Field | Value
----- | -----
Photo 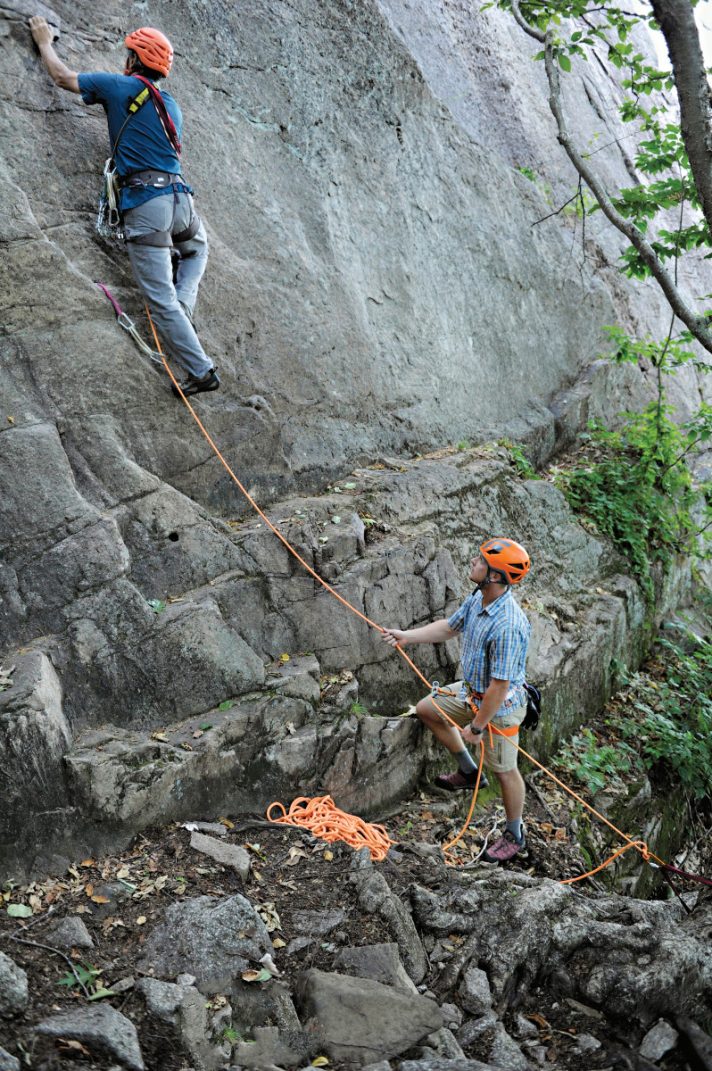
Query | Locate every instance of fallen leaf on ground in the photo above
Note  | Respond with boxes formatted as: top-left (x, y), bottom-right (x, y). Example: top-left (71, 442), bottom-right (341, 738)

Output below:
top-left (7, 904), bottom-right (32, 918)
top-left (241, 968), bottom-right (272, 983)
top-left (57, 1039), bottom-right (92, 1056)
top-left (260, 953), bottom-right (281, 975)
top-left (257, 902), bottom-right (281, 932)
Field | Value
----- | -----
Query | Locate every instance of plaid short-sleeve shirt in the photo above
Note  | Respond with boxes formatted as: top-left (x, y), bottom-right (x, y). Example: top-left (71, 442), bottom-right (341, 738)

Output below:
top-left (448, 588), bottom-right (530, 714)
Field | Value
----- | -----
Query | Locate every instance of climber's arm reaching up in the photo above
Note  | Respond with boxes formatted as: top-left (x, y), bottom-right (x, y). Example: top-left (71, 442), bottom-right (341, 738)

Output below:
top-left (29, 17), bottom-right (80, 93)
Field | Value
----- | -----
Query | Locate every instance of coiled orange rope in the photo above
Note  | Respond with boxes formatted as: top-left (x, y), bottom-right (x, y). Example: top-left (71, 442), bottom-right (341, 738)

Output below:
top-left (266, 795), bottom-right (393, 861)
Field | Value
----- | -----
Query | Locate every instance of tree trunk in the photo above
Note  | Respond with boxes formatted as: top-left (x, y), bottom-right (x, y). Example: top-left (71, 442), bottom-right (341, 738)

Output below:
top-left (651, 0), bottom-right (712, 239)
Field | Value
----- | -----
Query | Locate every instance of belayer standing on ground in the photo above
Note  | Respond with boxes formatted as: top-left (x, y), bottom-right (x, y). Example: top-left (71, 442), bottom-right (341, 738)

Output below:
top-left (382, 538), bottom-right (532, 864)
top-left (28, 16), bottom-right (220, 398)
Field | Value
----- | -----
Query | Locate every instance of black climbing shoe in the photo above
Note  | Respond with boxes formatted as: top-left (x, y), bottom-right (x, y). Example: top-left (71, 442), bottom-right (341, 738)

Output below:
top-left (171, 369), bottom-right (220, 398)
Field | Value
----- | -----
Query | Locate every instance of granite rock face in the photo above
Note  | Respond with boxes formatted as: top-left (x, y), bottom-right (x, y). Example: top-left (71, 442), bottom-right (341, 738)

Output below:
top-left (0, 0), bottom-right (702, 874)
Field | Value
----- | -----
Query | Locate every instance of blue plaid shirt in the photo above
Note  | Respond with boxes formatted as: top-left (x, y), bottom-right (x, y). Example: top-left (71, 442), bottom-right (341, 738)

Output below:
top-left (448, 589), bottom-right (530, 715)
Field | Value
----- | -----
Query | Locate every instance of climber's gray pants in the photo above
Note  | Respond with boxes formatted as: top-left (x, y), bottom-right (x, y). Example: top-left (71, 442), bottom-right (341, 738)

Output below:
top-left (123, 191), bottom-right (212, 380)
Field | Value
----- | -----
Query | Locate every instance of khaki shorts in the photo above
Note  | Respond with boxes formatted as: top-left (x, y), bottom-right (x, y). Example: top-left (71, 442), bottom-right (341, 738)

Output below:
top-left (425, 682), bottom-right (526, 773)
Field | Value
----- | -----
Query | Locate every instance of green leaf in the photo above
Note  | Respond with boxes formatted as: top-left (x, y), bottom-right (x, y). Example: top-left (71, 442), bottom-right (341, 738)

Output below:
top-left (218, 700), bottom-right (234, 711)
top-left (199, 722), bottom-right (213, 731)
top-left (147, 599), bottom-right (166, 614)
top-left (558, 52), bottom-right (572, 72)
top-left (7, 903), bottom-right (32, 918)
top-left (88, 987), bottom-right (116, 1001)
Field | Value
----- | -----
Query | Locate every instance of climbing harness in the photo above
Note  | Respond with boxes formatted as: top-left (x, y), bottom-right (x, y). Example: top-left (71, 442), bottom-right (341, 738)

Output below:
top-left (108, 305), bottom-right (709, 889)
top-left (266, 796), bottom-right (393, 862)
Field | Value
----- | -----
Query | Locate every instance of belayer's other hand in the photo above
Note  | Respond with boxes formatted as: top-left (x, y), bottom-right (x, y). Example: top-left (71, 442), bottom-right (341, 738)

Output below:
top-left (381, 628), bottom-right (407, 648)
top-left (29, 16), bottom-right (54, 48)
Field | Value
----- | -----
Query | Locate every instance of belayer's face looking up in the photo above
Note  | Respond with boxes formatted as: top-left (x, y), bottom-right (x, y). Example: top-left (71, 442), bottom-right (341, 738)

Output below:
top-left (469, 554), bottom-right (488, 585)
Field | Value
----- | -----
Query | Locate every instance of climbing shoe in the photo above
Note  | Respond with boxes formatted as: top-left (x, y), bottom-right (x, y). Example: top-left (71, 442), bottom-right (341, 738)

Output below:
top-left (481, 828), bottom-right (527, 864)
top-left (171, 368), bottom-right (220, 398)
top-left (434, 768), bottom-right (488, 791)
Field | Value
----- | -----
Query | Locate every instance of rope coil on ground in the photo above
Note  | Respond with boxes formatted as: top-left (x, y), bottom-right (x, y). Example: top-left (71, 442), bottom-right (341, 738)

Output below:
top-left (266, 795), bottom-right (394, 861)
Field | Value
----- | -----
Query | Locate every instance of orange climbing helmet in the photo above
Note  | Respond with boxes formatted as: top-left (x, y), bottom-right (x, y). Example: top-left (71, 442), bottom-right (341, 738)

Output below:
top-left (480, 537), bottom-right (530, 585)
top-left (124, 27), bottom-right (173, 77)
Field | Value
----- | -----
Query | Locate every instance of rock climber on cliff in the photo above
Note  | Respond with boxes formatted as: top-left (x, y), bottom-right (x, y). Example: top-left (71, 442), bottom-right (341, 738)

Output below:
top-left (382, 538), bottom-right (532, 864)
top-left (28, 16), bottom-right (220, 399)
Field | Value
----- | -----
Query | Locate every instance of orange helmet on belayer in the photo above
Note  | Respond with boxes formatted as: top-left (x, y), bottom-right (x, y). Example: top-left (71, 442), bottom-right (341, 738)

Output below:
top-left (124, 28), bottom-right (173, 77)
top-left (480, 538), bottom-right (530, 585)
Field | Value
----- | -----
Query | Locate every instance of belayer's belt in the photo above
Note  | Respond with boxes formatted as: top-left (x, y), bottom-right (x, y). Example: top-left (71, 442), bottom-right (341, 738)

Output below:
top-left (119, 169), bottom-right (182, 189)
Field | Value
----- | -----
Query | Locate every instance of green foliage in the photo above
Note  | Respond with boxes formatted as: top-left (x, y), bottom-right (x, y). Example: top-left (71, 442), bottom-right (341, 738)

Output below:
top-left (56, 962), bottom-right (113, 1000)
top-left (618, 635), bottom-right (712, 802)
top-left (350, 701), bottom-right (369, 716)
top-left (554, 325), bottom-right (711, 602)
top-left (495, 0), bottom-right (711, 291)
top-left (557, 404), bottom-right (709, 601)
top-left (555, 727), bottom-right (639, 793)
top-left (57, 963), bottom-right (100, 988)
top-left (221, 1027), bottom-right (244, 1044)
top-left (499, 438), bottom-right (538, 479)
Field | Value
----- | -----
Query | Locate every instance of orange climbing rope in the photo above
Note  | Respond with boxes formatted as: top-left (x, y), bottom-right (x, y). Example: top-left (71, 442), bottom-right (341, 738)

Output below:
top-left (142, 305), bottom-right (671, 885)
top-left (266, 795), bottom-right (393, 861)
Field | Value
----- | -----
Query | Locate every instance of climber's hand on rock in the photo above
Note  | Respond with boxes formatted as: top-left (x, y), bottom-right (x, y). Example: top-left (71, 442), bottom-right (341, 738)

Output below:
top-left (29, 16), bottom-right (54, 48)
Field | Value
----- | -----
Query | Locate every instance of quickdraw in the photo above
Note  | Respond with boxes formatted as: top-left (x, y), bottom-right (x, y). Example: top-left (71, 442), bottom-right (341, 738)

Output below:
top-left (96, 283), bottom-right (162, 366)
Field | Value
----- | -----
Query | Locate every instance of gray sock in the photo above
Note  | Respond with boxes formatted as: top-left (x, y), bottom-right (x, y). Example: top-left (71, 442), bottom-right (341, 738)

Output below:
top-left (456, 748), bottom-right (477, 775)
top-left (506, 818), bottom-right (524, 843)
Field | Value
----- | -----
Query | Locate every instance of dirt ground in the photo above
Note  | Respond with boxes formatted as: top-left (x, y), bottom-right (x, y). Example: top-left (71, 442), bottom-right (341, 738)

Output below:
top-left (1, 759), bottom-right (704, 1071)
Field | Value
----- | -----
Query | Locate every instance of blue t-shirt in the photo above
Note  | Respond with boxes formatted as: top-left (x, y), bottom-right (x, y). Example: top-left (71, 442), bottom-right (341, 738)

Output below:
top-left (78, 72), bottom-right (189, 210)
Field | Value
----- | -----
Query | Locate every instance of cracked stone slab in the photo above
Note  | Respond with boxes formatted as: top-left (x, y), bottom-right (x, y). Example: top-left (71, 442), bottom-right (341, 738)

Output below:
top-left (297, 968), bottom-right (442, 1065)
top-left (46, 916), bottom-right (94, 949)
top-left (138, 894), bottom-right (272, 990)
top-left (189, 831), bottom-right (251, 879)
top-left (0, 952), bottom-right (28, 1018)
top-left (34, 1004), bottom-right (144, 1070)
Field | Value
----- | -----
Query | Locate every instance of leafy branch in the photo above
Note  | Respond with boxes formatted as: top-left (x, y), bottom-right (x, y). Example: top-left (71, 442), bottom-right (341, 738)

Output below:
top-left (507, 0), bottom-right (712, 354)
